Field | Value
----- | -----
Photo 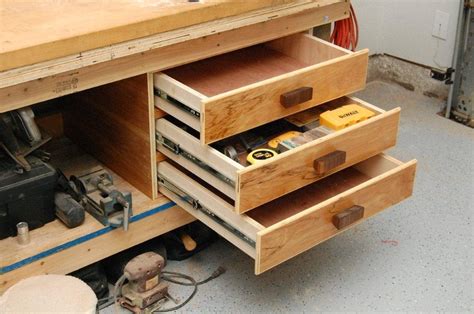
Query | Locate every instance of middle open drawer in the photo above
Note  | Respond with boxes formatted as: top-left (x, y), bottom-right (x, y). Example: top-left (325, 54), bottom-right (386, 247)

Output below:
top-left (156, 96), bottom-right (400, 214)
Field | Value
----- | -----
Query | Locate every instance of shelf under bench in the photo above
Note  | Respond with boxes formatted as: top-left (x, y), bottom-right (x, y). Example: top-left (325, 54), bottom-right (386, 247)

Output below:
top-left (0, 138), bottom-right (194, 295)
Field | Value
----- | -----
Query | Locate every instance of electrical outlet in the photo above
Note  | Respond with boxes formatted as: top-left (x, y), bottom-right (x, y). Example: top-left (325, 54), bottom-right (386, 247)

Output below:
top-left (432, 10), bottom-right (449, 40)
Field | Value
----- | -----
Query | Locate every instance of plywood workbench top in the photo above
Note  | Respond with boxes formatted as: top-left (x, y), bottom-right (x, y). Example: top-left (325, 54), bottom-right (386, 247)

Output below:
top-left (0, 0), bottom-right (291, 71)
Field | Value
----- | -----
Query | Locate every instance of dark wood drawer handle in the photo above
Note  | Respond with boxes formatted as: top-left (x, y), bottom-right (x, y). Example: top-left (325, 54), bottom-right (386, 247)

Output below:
top-left (313, 150), bottom-right (346, 175)
top-left (332, 205), bottom-right (365, 230)
top-left (280, 87), bottom-right (313, 108)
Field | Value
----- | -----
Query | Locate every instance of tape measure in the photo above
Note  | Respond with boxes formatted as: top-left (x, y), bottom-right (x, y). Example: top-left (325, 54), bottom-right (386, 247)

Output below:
top-left (268, 131), bottom-right (302, 149)
top-left (246, 149), bottom-right (278, 165)
top-left (223, 145), bottom-right (240, 162)
top-left (320, 104), bottom-right (375, 130)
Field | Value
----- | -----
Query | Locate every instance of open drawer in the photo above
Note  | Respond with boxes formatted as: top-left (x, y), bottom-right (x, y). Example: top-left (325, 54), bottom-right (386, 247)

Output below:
top-left (156, 96), bottom-right (400, 214)
top-left (158, 154), bottom-right (417, 274)
top-left (154, 33), bottom-right (369, 144)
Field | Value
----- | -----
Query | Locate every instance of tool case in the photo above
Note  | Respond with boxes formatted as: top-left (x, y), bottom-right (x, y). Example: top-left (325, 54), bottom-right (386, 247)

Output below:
top-left (0, 156), bottom-right (57, 239)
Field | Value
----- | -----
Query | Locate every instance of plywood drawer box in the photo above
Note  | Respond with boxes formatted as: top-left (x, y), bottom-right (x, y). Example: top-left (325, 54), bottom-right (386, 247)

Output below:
top-left (156, 96), bottom-right (400, 214)
top-left (154, 33), bottom-right (369, 144)
top-left (158, 154), bottom-right (417, 274)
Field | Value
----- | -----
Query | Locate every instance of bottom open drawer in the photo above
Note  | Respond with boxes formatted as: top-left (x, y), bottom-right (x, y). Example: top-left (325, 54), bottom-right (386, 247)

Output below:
top-left (158, 154), bottom-right (416, 274)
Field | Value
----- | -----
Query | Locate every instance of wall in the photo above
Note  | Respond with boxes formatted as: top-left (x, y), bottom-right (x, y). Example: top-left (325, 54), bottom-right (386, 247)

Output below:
top-left (352, 0), bottom-right (461, 68)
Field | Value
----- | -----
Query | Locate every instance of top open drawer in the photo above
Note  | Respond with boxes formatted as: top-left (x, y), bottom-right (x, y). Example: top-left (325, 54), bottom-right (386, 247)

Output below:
top-left (154, 33), bottom-right (369, 144)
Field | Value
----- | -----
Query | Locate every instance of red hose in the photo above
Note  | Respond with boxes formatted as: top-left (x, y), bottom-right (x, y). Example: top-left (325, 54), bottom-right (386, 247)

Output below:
top-left (330, 4), bottom-right (359, 51)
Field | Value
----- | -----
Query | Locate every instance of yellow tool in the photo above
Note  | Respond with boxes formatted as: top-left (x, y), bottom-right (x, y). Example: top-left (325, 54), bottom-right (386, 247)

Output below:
top-left (247, 148), bottom-right (278, 165)
top-left (320, 104), bottom-right (375, 130)
top-left (268, 131), bottom-right (302, 149)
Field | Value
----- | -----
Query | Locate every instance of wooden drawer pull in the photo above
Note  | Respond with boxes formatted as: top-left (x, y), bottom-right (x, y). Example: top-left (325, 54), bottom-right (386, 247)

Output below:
top-left (332, 205), bottom-right (365, 230)
top-left (280, 87), bottom-right (313, 108)
top-left (313, 150), bottom-right (346, 175)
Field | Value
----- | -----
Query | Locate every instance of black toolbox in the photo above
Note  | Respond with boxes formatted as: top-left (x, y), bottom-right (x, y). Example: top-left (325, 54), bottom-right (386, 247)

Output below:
top-left (0, 156), bottom-right (57, 240)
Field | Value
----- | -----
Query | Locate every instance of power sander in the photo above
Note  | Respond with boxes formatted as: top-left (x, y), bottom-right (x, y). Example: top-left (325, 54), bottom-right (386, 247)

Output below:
top-left (118, 252), bottom-right (169, 313)
top-left (110, 251), bottom-right (227, 313)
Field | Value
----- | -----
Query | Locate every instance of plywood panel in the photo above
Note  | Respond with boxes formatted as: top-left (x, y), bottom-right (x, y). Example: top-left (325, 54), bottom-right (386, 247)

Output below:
top-left (164, 45), bottom-right (309, 97)
top-left (202, 50), bottom-right (368, 143)
top-left (0, 205), bottom-right (193, 294)
top-left (63, 75), bottom-right (156, 198)
top-left (0, 1), bottom-right (349, 112)
top-left (266, 33), bottom-right (348, 64)
top-left (0, 0), bottom-right (293, 71)
top-left (256, 159), bottom-right (417, 274)
top-left (0, 138), bottom-right (194, 293)
top-left (236, 107), bottom-right (399, 213)
top-left (247, 168), bottom-right (370, 227)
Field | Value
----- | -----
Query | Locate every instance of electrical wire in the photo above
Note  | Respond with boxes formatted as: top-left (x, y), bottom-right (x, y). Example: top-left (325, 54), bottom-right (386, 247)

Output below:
top-left (165, 266), bottom-right (226, 286)
top-left (95, 273), bottom-right (127, 310)
top-left (330, 4), bottom-right (359, 51)
top-left (153, 271), bottom-right (198, 312)
top-left (154, 267), bottom-right (226, 312)
top-left (96, 266), bottom-right (226, 312)
top-left (114, 274), bottom-right (127, 312)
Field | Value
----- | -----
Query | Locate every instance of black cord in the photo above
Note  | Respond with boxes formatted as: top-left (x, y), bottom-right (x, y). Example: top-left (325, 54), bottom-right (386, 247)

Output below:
top-left (165, 266), bottom-right (226, 286)
top-left (96, 266), bottom-right (226, 312)
top-left (153, 271), bottom-right (197, 312)
top-left (95, 273), bottom-right (127, 311)
top-left (153, 267), bottom-right (226, 312)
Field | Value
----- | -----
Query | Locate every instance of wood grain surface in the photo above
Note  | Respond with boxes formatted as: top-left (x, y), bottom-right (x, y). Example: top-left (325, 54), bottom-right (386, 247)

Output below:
top-left (201, 39), bottom-right (368, 143)
top-left (247, 167), bottom-right (370, 227)
top-left (0, 0), bottom-right (292, 71)
top-left (63, 75), bottom-right (156, 198)
top-left (0, 1), bottom-right (349, 112)
top-left (236, 105), bottom-right (400, 214)
top-left (0, 138), bottom-right (194, 293)
top-left (164, 45), bottom-right (309, 96)
top-left (255, 156), bottom-right (417, 274)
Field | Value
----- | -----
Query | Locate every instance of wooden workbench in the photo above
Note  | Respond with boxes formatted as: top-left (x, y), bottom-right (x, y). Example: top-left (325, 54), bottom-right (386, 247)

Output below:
top-left (0, 0), bottom-right (349, 294)
top-left (0, 0), bottom-right (294, 71)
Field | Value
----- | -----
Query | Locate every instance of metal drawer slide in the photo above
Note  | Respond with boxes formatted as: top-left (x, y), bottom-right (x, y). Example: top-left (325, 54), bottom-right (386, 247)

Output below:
top-left (156, 133), bottom-right (235, 187)
top-left (158, 174), bottom-right (254, 247)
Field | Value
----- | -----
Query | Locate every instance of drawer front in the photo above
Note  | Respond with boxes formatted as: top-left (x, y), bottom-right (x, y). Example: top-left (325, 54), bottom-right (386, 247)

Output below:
top-left (255, 158), bottom-right (417, 274)
top-left (155, 34), bottom-right (369, 144)
top-left (202, 48), bottom-right (368, 144)
top-left (236, 105), bottom-right (401, 213)
top-left (158, 156), bottom-right (417, 275)
top-left (157, 97), bottom-right (401, 214)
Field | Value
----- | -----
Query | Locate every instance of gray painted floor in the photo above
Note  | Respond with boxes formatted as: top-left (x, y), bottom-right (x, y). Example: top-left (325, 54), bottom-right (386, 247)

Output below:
top-left (103, 81), bottom-right (474, 313)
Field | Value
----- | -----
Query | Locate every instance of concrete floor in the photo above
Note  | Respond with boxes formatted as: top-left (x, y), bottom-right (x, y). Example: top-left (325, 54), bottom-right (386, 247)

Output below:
top-left (104, 81), bottom-right (474, 312)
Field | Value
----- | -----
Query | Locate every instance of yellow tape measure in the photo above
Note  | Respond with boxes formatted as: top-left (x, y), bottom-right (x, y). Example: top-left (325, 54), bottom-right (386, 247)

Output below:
top-left (320, 104), bottom-right (375, 130)
top-left (268, 131), bottom-right (302, 149)
top-left (247, 149), bottom-right (278, 165)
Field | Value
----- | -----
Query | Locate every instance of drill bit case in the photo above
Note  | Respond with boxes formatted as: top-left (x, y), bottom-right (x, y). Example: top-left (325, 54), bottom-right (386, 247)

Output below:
top-left (0, 156), bottom-right (58, 240)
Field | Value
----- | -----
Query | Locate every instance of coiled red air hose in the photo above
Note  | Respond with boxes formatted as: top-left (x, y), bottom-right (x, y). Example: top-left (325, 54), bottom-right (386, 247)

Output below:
top-left (330, 4), bottom-right (359, 51)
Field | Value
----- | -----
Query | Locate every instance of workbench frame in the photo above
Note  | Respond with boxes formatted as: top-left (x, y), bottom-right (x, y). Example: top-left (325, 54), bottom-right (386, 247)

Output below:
top-left (0, 0), bottom-right (348, 294)
top-left (0, 0), bottom-right (348, 112)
